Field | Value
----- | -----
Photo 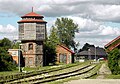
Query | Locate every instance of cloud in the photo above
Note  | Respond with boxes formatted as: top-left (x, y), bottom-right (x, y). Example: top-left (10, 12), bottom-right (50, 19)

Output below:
top-left (99, 25), bottom-right (120, 36)
top-left (67, 16), bottom-right (120, 48)
top-left (0, 0), bottom-right (120, 22)
top-left (89, 5), bottom-right (120, 22)
top-left (0, 0), bottom-right (120, 48)
top-left (0, 24), bottom-right (17, 33)
top-left (67, 16), bottom-right (102, 31)
top-left (0, 24), bottom-right (18, 40)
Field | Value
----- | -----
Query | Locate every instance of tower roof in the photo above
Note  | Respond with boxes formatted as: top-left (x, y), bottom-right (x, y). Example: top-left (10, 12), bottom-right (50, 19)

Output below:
top-left (18, 11), bottom-right (47, 23)
top-left (21, 12), bottom-right (44, 18)
top-left (17, 19), bottom-right (47, 23)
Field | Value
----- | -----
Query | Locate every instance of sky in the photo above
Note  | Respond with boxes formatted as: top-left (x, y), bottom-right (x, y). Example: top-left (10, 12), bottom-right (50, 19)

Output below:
top-left (0, 0), bottom-right (120, 49)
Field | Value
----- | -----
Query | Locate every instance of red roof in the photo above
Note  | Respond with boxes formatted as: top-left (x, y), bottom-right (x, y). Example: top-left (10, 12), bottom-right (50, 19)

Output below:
top-left (58, 45), bottom-right (74, 54)
top-left (109, 42), bottom-right (120, 51)
top-left (105, 36), bottom-right (120, 47)
top-left (21, 12), bottom-right (44, 18)
top-left (18, 19), bottom-right (47, 23)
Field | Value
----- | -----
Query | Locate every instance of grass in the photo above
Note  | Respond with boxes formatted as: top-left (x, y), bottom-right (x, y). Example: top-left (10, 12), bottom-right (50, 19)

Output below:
top-left (23, 65), bottom-right (52, 72)
top-left (0, 61), bottom-right (87, 80)
top-left (0, 61), bottom-right (92, 84)
top-left (48, 61), bottom-right (90, 75)
top-left (45, 63), bottom-right (101, 84)
top-left (105, 74), bottom-right (120, 79)
top-left (46, 77), bottom-right (81, 84)
top-left (0, 66), bottom-right (52, 76)
top-left (88, 63), bottom-right (102, 79)
top-left (0, 70), bottom-right (19, 76)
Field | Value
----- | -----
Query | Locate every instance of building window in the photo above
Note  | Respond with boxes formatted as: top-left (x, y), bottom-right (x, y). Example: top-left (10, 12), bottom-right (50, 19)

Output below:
top-left (29, 57), bottom-right (33, 65)
top-left (59, 53), bottom-right (67, 63)
top-left (19, 24), bottom-right (24, 33)
top-left (36, 34), bottom-right (44, 40)
top-left (28, 43), bottom-right (33, 50)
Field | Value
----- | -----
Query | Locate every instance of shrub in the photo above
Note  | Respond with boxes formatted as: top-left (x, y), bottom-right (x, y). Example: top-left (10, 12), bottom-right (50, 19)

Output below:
top-left (0, 47), bottom-right (16, 71)
top-left (108, 48), bottom-right (120, 75)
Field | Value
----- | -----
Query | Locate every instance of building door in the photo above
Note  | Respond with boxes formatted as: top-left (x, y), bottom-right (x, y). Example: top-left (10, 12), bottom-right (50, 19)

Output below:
top-left (59, 53), bottom-right (67, 63)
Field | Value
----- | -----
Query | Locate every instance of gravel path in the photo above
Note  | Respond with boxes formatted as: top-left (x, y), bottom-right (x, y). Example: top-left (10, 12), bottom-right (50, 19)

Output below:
top-left (96, 63), bottom-right (111, 79)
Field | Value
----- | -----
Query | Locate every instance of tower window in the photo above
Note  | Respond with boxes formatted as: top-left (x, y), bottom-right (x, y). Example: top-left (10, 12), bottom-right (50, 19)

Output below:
top-left (19, 24), bottom-right (24, 33)
top-left (29, 43), bottom-right (33, 50)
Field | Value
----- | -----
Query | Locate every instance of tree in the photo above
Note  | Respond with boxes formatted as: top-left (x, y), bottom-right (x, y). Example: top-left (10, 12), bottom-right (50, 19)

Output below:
top-left (43, 39), bottom-right (57, 66)
top-left (43, 17), bottom-right (79, 65)
top-left (0, 38), bottom-right (16, 71)
top-left (52, 17), bottom-right (79, 51)
top-left (0, 38), bottom-right (12, 49)
top-left (12, 42), bottom-right (20, 49)
top-left (0, 47), bottom-right (16, 71)
top-left (108, 48), bottom-right (120, 75)
top-left (43, 42), bottom-right (57, 66)
top-left (48, 26), bottom-right (60, 47)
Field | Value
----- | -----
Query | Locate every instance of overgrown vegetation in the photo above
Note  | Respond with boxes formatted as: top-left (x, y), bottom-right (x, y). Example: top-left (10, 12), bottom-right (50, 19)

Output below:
top-left (108, 48), bottom-right (120, 75)
top-left (0, 38), bottom-right (16, 71)
top-left (44, 41), bottom-right (57, 66)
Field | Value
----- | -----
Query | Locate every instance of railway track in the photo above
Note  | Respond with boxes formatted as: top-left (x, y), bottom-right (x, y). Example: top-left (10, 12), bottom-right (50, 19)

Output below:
top-left (31, 65), bottom-right (96, 84)
top-left (0, 62), bottom-right (85, 83)
top-left (6, 64), bottom-right (97, 84)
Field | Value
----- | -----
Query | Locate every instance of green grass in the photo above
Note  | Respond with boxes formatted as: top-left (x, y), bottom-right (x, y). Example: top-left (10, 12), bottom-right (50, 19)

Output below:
top-left (45, 63), bottom-right (101, 84)
top-left (23, 66), bottom-right (52, 72)
top-left (0, 61), bottom-right (92, 84)
top-left (48, 61), bottom-right (91, 75)
top-left (0, 61), bottom-right (87, 78)
top-left (0, 70), bottom-right (19, 76)
top-left (105, 74), bottom-right (120, 79)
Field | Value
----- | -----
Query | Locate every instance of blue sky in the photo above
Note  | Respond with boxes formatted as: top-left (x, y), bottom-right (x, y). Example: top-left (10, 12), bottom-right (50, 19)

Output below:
top-left (0, 0), bottom-right (120, 48)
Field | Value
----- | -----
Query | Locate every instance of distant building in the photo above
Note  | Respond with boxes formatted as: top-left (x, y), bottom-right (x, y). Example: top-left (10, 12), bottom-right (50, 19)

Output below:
top-left (8, 49), bottom-right (19, 64)
top-left (56, 45), bottom-right (74, 64)
top-left (76, 47), bottom-right (107, 61)
top-left (8, 49), bottom-right (25, 66)
top-left (105, 36), bottom-right (120, 52)
top-left (18, 10), bottom-right (47, 67)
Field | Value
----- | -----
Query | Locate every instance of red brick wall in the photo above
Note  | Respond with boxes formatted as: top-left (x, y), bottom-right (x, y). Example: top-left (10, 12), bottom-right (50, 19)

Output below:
top-left (56, 45), bottom-right (72, 64)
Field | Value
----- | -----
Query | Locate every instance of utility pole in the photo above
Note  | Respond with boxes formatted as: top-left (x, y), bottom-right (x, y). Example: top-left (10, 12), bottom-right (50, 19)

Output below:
top-left (19, 44), bottom-right (22, 72)
top-left (95, 46), bottom-right (96, 61)
top-left (88, 48), bottom-right (91, 60)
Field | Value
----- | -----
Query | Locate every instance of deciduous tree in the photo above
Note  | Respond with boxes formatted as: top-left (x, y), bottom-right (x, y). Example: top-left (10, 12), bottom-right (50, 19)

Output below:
top-left (52, 17), bottom-right (79, 51)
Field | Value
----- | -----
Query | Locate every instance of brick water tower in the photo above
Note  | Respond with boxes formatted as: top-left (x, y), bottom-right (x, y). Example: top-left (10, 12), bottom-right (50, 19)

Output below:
top-left (18, 10), bottom-right (47, 67)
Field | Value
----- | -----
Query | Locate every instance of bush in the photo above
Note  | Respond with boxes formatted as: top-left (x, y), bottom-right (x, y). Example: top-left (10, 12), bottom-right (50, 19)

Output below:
top-left (0, 47), bottom-right (16, 71)
top-left (108, 48), bottom-right (120, 75)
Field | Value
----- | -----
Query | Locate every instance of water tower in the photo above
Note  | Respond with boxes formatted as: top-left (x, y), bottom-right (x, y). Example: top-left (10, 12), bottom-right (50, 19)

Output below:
top-left (18, 10), bottom-right (47, 67)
